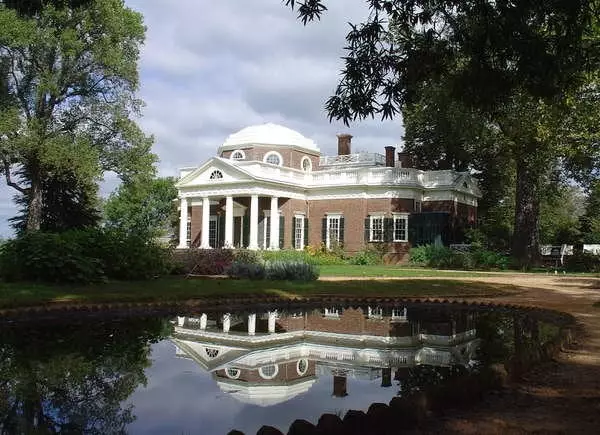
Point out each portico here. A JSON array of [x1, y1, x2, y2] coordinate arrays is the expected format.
[[176, 193, 281, 250]]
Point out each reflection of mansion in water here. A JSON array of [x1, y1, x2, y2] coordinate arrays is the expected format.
[[171, 306, 479, 406]]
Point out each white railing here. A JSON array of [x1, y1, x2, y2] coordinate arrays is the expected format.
[[319, 152, 386, 167]]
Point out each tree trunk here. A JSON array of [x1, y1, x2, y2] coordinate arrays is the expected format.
[[26, 164, 43, 232], [512, 159, 541, 268]]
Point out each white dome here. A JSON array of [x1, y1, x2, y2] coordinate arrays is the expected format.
[[220, 123, 319, 152], [216, 378, 316, 407]]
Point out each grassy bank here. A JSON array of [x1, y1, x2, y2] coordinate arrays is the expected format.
[[0, 276, 517, 310], [318, 265, 504, 277]]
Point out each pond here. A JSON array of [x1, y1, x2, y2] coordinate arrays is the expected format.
[[0, 301, 569, 435]]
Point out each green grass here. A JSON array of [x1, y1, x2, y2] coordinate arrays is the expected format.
[[318, 265, 504, 277], [0, 276, 517, 309]]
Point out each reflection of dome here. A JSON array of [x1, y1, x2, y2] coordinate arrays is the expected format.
[[216, 377, 317, 407], [220, 123, 319, 152]]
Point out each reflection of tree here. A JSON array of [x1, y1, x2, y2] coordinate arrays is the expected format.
[[0, 316, 171, 434]]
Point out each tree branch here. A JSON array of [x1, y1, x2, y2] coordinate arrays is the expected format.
[[2, 159, 27, 194]]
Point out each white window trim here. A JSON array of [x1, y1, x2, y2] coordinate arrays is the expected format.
[[263, 151, 283, 166], [259, 364, 279, 380], [294, 214, 305, 250], [326, 213, 342, 250], [300, 156, 312, 172], [225, 368, 241, 379], [392, 213, 409, 242], [230, 149, 246, 160], [369, 214, 385, 242]]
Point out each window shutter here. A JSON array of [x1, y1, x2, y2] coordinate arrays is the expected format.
[[292, 217, 298, 249], [242, 214, 250, 247], [321, 218, 327, 244], [339, 217, 345, 244], [364, 217, 370, 242], [279, 215, 285, 249], [384, 217, 394, 242], [217, 215, 225, 248], [303, 217, 309, 248]]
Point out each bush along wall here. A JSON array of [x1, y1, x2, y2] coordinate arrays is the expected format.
[[226, 260, 319, 282], [409, 244, 509, 270], [0, 229, 174, 284]]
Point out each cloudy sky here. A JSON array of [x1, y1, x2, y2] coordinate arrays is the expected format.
[[0, 0, 404, 237]]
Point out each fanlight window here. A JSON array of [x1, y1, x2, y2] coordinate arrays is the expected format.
[[209, 170, 224, 180], [205, 348, 219, 359], [231, 150, 245, 160], [226, 368, 241, 379], [264, 151, 282, 166], [297, 359, 309, 376]]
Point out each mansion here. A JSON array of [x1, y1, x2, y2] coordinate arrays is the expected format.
[[175, 123, 481, 256]]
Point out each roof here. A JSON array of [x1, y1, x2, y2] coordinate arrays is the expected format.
[[219, 123, 320, 153]]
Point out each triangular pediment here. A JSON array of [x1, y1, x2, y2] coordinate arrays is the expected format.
[[454, 173, 482, 198], [176, 158, 254, 188], [171, 338, 249, 371]]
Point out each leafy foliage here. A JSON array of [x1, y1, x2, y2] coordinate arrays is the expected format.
[[0, 229, 173, 283], [264, 261, 319, 281], [175, 248, 234, 275], [564, 252, 600, 273], [409, 244, 509, 270], [348, 248, 384, 265], [226, 261, 267, 280], [261, 246, 348, 266], [0, 0, 155, 231], [103, 176, 178, 240]]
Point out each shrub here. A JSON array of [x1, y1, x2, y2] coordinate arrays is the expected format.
[[261, 247, 348, 266], [349, 248, 384, 265], [470, 249, 510, 270], [226, 261, 266, 280], [409, 244, 510, 271], [233, 249, 263, 265], [176, 248, 234, 275], [265, 261, 320, 281], [565, 252, 600, 273]]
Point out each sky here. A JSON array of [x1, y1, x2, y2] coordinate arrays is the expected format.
[[0, 0, 404, 237]]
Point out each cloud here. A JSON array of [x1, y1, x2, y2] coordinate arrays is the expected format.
[[0, 0, 404, 236]]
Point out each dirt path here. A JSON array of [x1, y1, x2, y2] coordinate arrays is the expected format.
[[403, 275, 600, 434]]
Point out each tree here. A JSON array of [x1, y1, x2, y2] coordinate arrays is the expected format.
[[580, 181, 600, 244], [0, 0, 155, 232], [286, 0, 600, 267], [9, 167, 101, 234], [104, 177, 178, 241]]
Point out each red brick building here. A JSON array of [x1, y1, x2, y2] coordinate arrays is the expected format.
[[175, 123, 481, 256]]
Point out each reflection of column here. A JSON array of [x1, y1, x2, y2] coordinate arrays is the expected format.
[[249, 195, 259, 250], [381, 368, 392, 387], [200, 313, 207, 330], [225, 196, 234, 248], [177, 197, 188, 248], [223, 313, 231, 333], [177, 316, 185, 327], [268, 311, 277, 333], [201, 197, 210, 248], [269, 196, 279, 250], [333, 376, 348, 397], [248, 313, 256, 336]]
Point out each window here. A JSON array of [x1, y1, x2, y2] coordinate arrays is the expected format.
[[259, 364, 279, 379], [205, 348, 219, 359], [301, 156, 312, 172], [186, 215, 191, 247], [393, 214, 409, 242], [297, 359, 309, 376], [370, 216, 384, 242], [226, 368, 241, 379], [327, 215, 341, 249], [264, 151, 283, 166], [209, 170, 223, 180], [294, 215, 305, 250], [230, 150, 245, 160], [208, 216, 217, 248]]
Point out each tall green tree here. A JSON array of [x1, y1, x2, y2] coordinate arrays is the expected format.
[[286, 0, 600, 267], [104, 177, 178, 241], [0, 0, 155, 232]]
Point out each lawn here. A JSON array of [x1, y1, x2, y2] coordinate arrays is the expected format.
[[0, 276, 517, 309], [318, 265, 505, 278]]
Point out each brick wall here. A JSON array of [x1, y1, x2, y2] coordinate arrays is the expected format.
[[422, 200, 455, 213], [221, 146, 319, 171], [214, 359, 316, 383], [190, 205, 201, 247]]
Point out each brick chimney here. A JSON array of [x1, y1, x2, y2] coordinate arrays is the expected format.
[[397, 151, 414, 168], [332, 375, 348, 397], [337, 134, 352, 156], [385, 146, 396, 167]]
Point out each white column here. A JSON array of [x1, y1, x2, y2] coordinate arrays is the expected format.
[[201, 197, 210, 248], [225, 196, 234, 248], [177, 197, 188, 249], [222, 313, 231, 333], [269, 196, 279, 250], [268, 311, 277, 333], [249, 195, 259, 250], [200, 313, 207, 330], [248, 313, 256, 336]]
